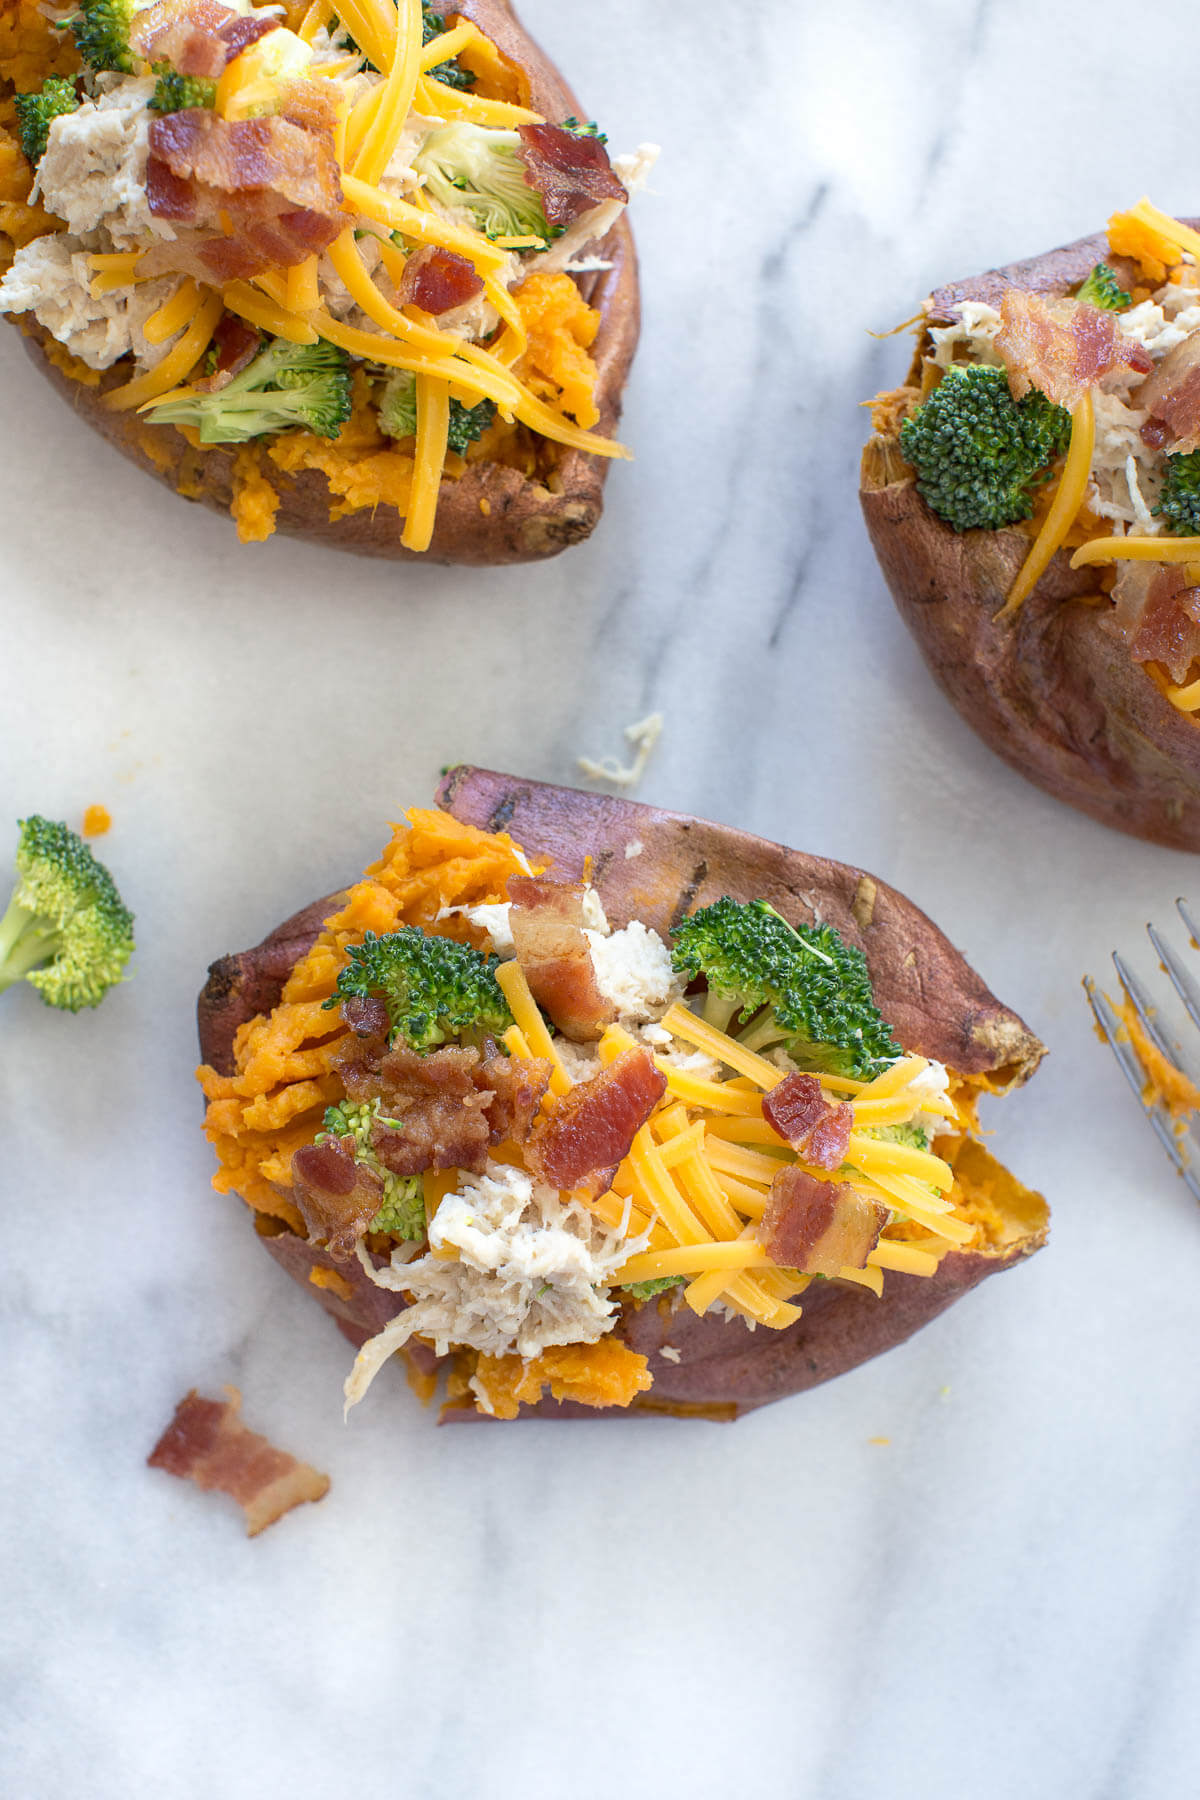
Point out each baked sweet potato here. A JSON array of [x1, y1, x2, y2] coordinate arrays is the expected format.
[[861, 219, 1200, 849], [2, 0, 640, 563], [197, 770, 1048, 1422]]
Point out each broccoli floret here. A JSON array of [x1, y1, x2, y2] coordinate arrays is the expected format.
[[412, 122, 554, 242], [671, 898, 900, 1081], [0, 816, 134, 1011], [70, 0, 143, 74], [562, 116, 607, 146], [376, 370, 496, 452], [898, 363, 1071, 533], [316, 1098, 426, 1240], [1076, 262, 1132, 311], [14, 78, 80, 167], [324, 926, 513, 1051], [149, 66, 218, 113], [421, 0, 474, 89], [1154, 450, 1200, 535], [624, 1276, 685, 1301], [865, 1121, 930, 1152], [142, 336, 352, 444]]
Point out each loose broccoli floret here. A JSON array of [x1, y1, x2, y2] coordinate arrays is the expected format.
[[316, 1098, 426, 1240], [14, 78, 80, 167], [671, 898, 901, 1081], [324, 926, 513, 1051], [143, 336, 352, 444], [0, 816, 134, 1011], [376, 370, 496, 451], [1076, 262, 1132, 311], [70, 0, 144, 74], [413, 122, 553, 242], [898, 363, 1071, 533], [149, 66, 218, 113], [1154, 450, 1200, 535], [624, 1276, 685, 1301]]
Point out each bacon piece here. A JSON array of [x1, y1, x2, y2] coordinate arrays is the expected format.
[[508, 875, 615, 1041], [516, 123, 627, 230], [525, 1046, 666, 1191], [1138, 334, 1200, 453], [761, 1167, 887, 1279], [341, 993, 390, 1045], [192, 311, 260, 393], [763, 1074, 853, 1171], [478, 1042, 553, 1142], [143, 108, 344, 282], [1112, 561, 1200, 684], [397, 244, 485, 315], [335, 1042, 491, 1175], [291, 1137, 384, 1258], [218, 13, 281, 60], [995, 289, 1152, 410], [132, 0, 239, 79], [148, 1388, 329, 1536]]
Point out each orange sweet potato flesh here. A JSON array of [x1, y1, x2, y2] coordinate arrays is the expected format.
[[15, 0, 640, 565], [861, 222, 1200, 849], [197, 771, 1048, 1420]]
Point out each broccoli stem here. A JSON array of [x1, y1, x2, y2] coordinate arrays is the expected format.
[[701, 988, 740, 1031], [0, 896, 59, 990]]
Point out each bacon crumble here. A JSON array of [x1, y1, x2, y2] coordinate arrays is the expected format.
[[995, 289, 1151, 411], [762, 1073, 853, 1171], [524, 1045, 666, 1192], [397, 245, 486, 315], [515, 123, 627, 230], [507, 875, 615, 1040], [147, 1388, 329, 1536], [761, 1167, 888, 1279]]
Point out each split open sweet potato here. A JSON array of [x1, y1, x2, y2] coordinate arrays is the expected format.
[[197, 771, 1048, 1421], [861, 223, 1200, 848]]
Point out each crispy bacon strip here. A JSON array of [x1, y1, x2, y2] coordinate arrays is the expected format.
[[397, 244, 485, 315], [148, 1388, 329, 1536], [291, 1137, 384, 1258], [508, 875, 615, 1041], [995, 290, 1151, 410], [143, 107, 344, 282], [1138, 335, 1200, 452], [761, 1167, 887, 1279], [525, 1045, 666, 1191], [516, 123, 627, 230], [762, 1073, 853, 1171], [1112, 561, 1200, 684], [192, 311, 260, 393]]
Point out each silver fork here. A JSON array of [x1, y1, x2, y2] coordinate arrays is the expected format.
[[1084, 898, 1200, 1202]]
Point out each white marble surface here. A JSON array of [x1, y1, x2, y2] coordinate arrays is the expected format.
[[4, 2, 1200, 1794]]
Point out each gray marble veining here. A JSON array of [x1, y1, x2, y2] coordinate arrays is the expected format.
[[3, 2, 1199, 1796]]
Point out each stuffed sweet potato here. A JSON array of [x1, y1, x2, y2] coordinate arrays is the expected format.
[[862, 202, 1200, 848], [196, 770, 1047, 1423], [0, 0, 647, 561]]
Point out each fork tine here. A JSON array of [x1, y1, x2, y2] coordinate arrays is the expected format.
[[1146, 922, 1200, 1035], [1176, 896, 1200, 948], [1084, 976, 1200, 1202], [1111, 950, 1180, 1064]]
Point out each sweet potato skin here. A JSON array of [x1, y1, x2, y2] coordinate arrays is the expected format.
[[862, 224, 1200, 850], [197, 772, 1048, 1419], [14, 0, 640, 565]]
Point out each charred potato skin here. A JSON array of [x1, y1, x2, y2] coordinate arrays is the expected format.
[[861, 224, 1200, 850], [197, 771, 1048, 1420], [14, 0, 640, 564]]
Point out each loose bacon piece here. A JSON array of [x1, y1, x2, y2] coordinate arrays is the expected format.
[[508, 875, 615, 1041], [995, 289, 1151, 410], [291, 1137, 384, 1259], [143, 108, 344, 282], [1138, 335, 1200, 452], [525, 1045, 666, 1191], [1112, 561, 1200, 684], [761, 1167, 887, 1280], [516, 123, 627, 230], [148, 1388, 329, 1536], [192, 311, 260, 393], [397, 245, 485, 316], [764, 1074, 854, 1171]]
